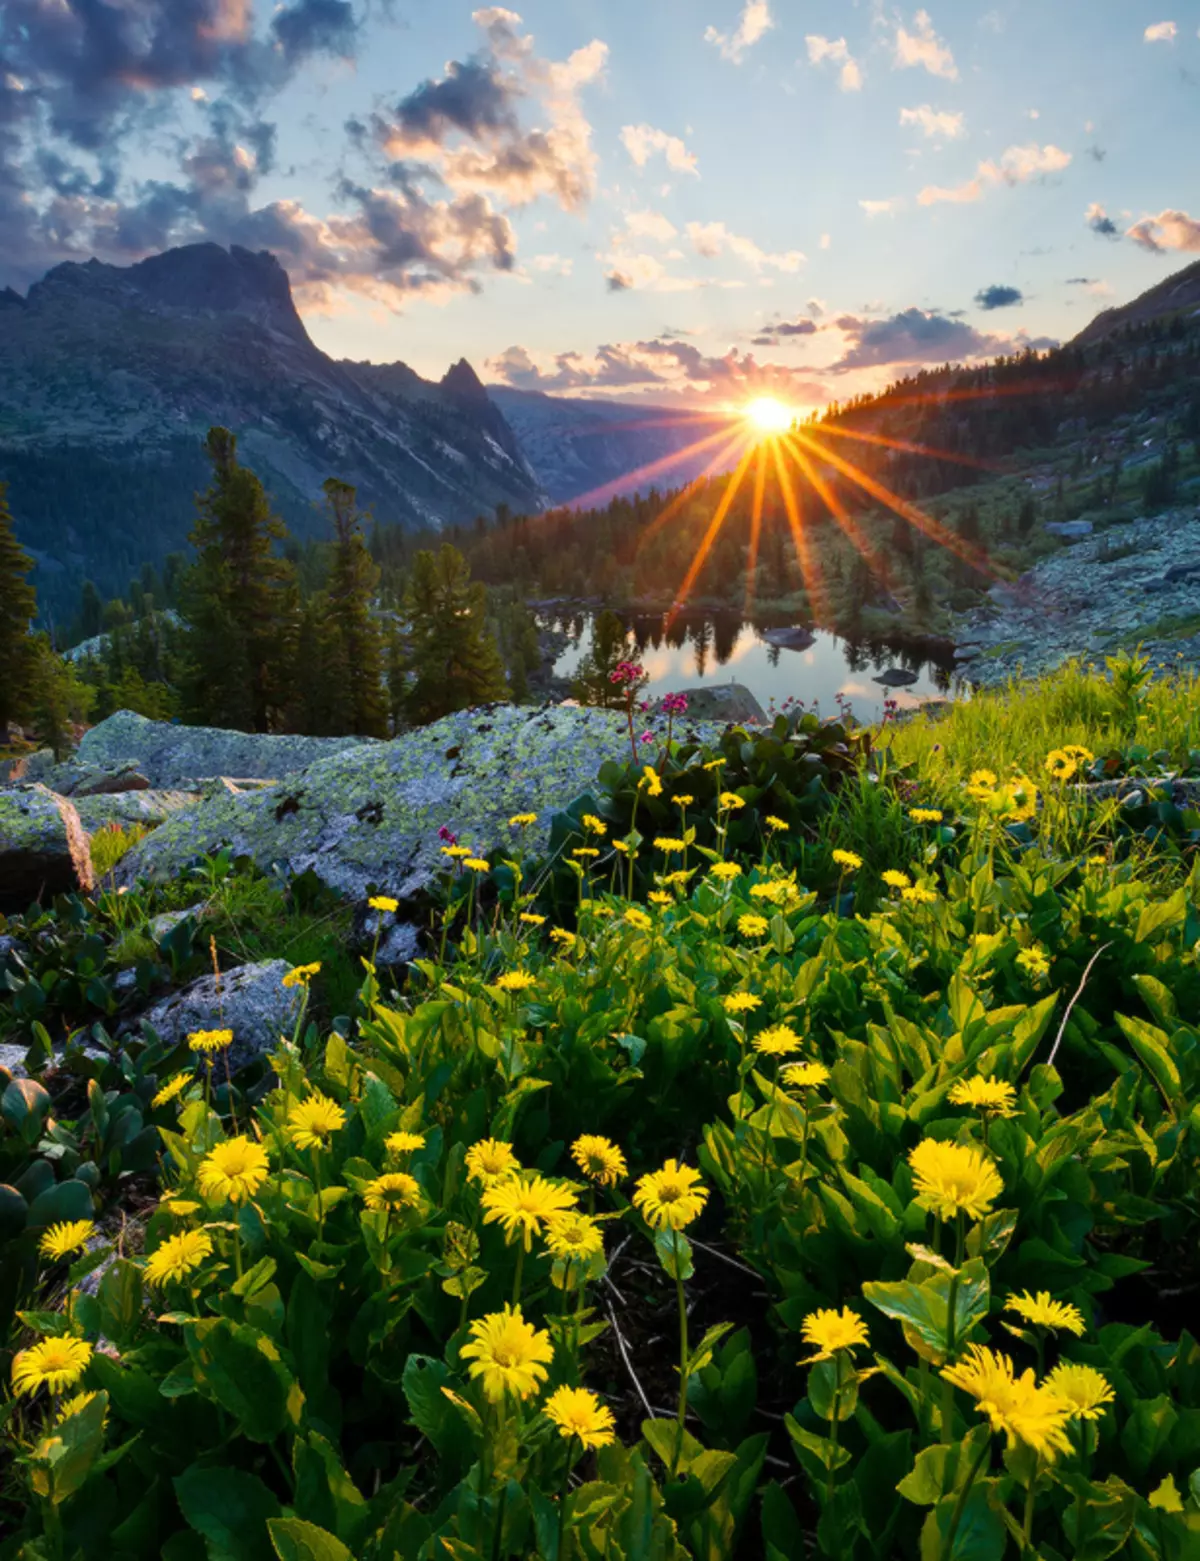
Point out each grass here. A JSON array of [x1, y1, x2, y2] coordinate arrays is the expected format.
[[88, 821, 150, 876]]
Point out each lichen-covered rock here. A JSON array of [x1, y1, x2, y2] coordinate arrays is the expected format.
[[0, 784, 95, 911], [73, 789, 203, 833], [78, 709, 369, 789], [659, 683, 767, 725], [131, 960, 301, 1072], [115, 704, 725, 902], [6, 756, 152, 797]]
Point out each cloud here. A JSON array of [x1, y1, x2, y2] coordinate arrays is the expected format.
[[1085, 144, 1106, 162], [860, 198, 903, 217], [899, 105, 965, 139], [805, 36, 864, 92], [1086, 201, 1119, 237], [828, 306, 1053, 371], [752, 316, 820, 345], [619, 123, 699, 176], [1126, 208, 1200, 253], [1144, 21, 1177, 43], [893, 10, 958, 80], [918, 142, 1071, 206], [531, 251, 571, 274], [619, 209, 679, 244], [974, 283, 1023, 310], [1066, 277, 1112, 297], [271, 0, 356, 63], [686, 221, 804, 271], [705, 1, 773, 64]]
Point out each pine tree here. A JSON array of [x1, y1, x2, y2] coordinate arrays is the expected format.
[[570, 609, 630, 708], [321, 478, 387, 737], [28, 636, 94, 759], [0, 482, 38, 732], [402, 545, 508, 725], [181, 428, 294, 731]]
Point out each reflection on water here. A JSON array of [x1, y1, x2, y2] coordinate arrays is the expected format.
[[546, 610, 963, 726]]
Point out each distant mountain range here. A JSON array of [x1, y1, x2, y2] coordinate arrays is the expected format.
[[1070, 257, 1200, 347]]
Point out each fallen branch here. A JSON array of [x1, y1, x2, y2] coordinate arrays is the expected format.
[[1046, 941, 1112, 1070], [604, 1296, 657, 1421]]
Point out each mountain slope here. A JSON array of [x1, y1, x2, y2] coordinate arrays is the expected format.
[[487, 386, 727, 506], [0, 243, 544, 615], [1071, 257, 1200, 346]]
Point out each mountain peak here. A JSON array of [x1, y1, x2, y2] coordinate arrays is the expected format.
[[441, 358, 488, 403], [126, 243, 310, 345], [1072, 256, 1200, 347]]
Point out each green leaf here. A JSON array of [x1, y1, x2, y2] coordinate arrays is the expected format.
[[0, 1182, 27, 1239], [268, 1518, 353, 1561], [1120, 1393, 1178, 1479], [97, 1258, 143, 1346], [1059, 1474, 1138, 1561], [174, 1465, 280, 1561], [1115, 1013, 1182, 1107], [863, 1259, 990, 1363], [26, 1178, 94, 1230], [654, 1228, 694, 1280], [29, 1390, 109, 1505], [186, 1319, 297, 1442], [807, 1358, 859, 1423]]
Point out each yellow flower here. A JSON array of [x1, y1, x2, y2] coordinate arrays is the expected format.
[[369, 895, 399, 914], [1005, 1291, 1086, 1337], [362, 1172, 421, 1212], [654, 836, 687, 852], [197, 1136, 270, 1205], [581, 813, 607, 836], [648, 890, 672, 906], [519, 912, 545, 925], [613, 840, 633, 855], [1044, 750, 1077, 781], [572, 847, 600, 859], [948, 1076, 1017, 1116], [749, 881, 787, 903], [466, 1138, 521, 1185], [782, 1061, 830, 1090], [702, 758, 726, 771], [881, 869, 911, 891], [754, 1024, 803, 1057], [460, 1305, 553, 1402], [1087, 855, 1107, 868], [509, 812, 538, 827], [56, 1391, 104, 1425], [442, 844, 472, 858], [941, 1345, 1073, 1460], [1044, 1362, 1115, 1420], [482, 1172, 578, 1250], [765, 815, 789, 831], [549, 928, 576, 947], [12, 1337, 93, 1397], [1062, 745, 1094, 766], [969, 769, 997, 790], [664, 868, 696, 888], [673, 795, 695, 808], [633, 1160, 708, 1231], [38, 1220, 95, 1262], [571, 1134, 628, 1186], [718, 791, 746, 811], [723, 991, 761, 1014], [144, 1229, 213, 1287], [710, 862, 742, 881], [543, 1211, 605, 1264], [641, 766, 663, 797], [738, 913, 769, 937], [159, 1196, 200, 1216], [902, 885, 938, 905], [625, 907, 653, 930], [281, 962, 321, 989], [544, 1385, 616, 1448], [1016, 945, 1051, 979], [288, 1092, 346, 1151], [464, 857, 491, 873], [908, 1138, 1004, 1222], [997, 776, 1038, 823], [909, 808, 943, 825], [831, 849, 862, 870], [188, 1028, 233, 1055], [494, 970, 536, 992], [152, 1073, 192, 1108], [386, 1130, 426, 1155], [800, 1307, 869, 1362]]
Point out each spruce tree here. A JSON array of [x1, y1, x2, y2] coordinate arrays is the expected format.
[[321, 478, 387, 737], [570, 609, 631, 708], [0, 482, 38, 732], [181, 428, 294, 731], [402, 545, 508, 725]]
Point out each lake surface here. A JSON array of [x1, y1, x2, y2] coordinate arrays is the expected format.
[[546, 610, 963, 726]]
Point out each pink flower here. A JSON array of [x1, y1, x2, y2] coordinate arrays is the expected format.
[[438, 825, 457, 844], [662, 693, 689, 716], [640, 731, 654, 744]]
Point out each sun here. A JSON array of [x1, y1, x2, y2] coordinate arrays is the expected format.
[[743, 397, 794, 435]]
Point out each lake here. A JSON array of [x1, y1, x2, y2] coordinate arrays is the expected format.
[[545, 610, 963, 726]]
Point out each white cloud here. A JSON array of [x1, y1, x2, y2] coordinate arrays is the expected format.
[[619, 123, 699, 176], [805, 35, 864, 92], [531, 253, 573, 275], [899, 104, 965, 139], [918, 142, 1071, 205], [819, 233, 831, 249], [686, 220, 805, 271], [860, 197, 903, 216], [705, 0, 773, 64], [893, 10, 958, 80], [1144, 20, 1177, 42], [1127, 208, 1200, 252], [621, 209, 679, 244]]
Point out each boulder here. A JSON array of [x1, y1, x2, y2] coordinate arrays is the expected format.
[[77, 709, 369, 789], [0, 785, 95, 911], [114, 704, 726, 903], [1045, 521, 1094, 539], [874, 668, 921, 688], [73, 789, 202, 833], [656, 683, 767, 725], [761, 625, 817, 652], [131, 959, 301, 1073], [71, 766, 152, 798]]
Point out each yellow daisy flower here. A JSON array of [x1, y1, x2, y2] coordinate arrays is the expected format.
[[152, 1073, 192, 1108], [465, 1138, 521, 1185], [460, 1305, 553, 1402], [197, 1136, 270, 1205], [1005, 1291, 1086, 1336], [12, 1337, 93, 1398], [765, 815, 789, 831], [1044, 1362, 1114, 1420], [941, 1345, 1073, 1461], [144, 1229, 213, 1287], [800, 1307, 869, 1362], [369, 895, 399, 914], [633, 1160, 708, 1231], [362, 1172, 421, 1212], [1016, 945, 1051, 979], [737, 913, 769, 937], [482, 1172, 578, 1250], [509, 812, 538, 827], [494, 970, 536, 992], [902, 885, 938, 905], [581, 814, 607, 836], [188, 1029, 233, 1055], [641, 766, 663, 797], [909, 808, 943, 825], [571, 1134, 627, 1186], [544, 1385, 616, 1448], [288, 1092, 346, 1151], [654, 837, 687, 852], [385, 1130, 426, 1155], [464, 857, 491, 873], [753, 1024, 803, 1057], [543, 1211, 605, 1265], [948, 1076, 1017, 1116], [38, 1220, 95, 1262], [908, 1139, 1003, 1222], [281, 963, 321, 988], [442, 844, 472, 859], [624, 907, 653, 930], [831, 849, 862, 870], [519, 912, 546, 925], [710, 862, 742, 881], [782, 1061, 830, 1089], [881, 869, 911, 891], [723, 991, 761, 1014]]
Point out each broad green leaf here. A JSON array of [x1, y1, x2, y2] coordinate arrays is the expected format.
[[863, 1259, 990, 1363], [186, 1319, 296, 1442], [268, 1518, 353, 1561], [1115, 1013, 1182, 1107], [174, 1465, 280, 1561], [28, 1391, 109, 1505]]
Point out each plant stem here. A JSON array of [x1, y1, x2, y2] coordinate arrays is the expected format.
[[673, 1229, 689, 1476], [557, 1434, 576, 1560], [939, 1436, 991, 1561], [826, 1376, 842, 1506], [312, 1147, 325, 1246], [512, 1242, 526, 1306], [944, 1213, 966, 1363], [1021, 1454, 1041, 1553]]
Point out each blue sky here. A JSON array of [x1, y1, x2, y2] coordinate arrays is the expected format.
[[2, 0, 1198, 408]]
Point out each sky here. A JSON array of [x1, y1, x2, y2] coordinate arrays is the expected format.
[[2, 0, 1198, 411]]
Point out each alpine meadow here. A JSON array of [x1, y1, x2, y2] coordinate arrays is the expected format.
[[5, 4, 1200, 1559]]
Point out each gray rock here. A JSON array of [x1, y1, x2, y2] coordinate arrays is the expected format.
[[73, 789, 202, 833], [148, 904, 204, 941], [132, 959, 301, 1072], [1164, 560, 1200, 584], [0, 784, 95, 911], [1045, 521, 1094, 538], [761, 625, 817, 652], [71, 766, 152, 798], [656, 682, 767, 725], [873, 668, 921, 687], [375, 922, 421, 971], [0, 1043, 28, 1079], [78, 710, 370, 789], [114, 704, 727, 902]]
